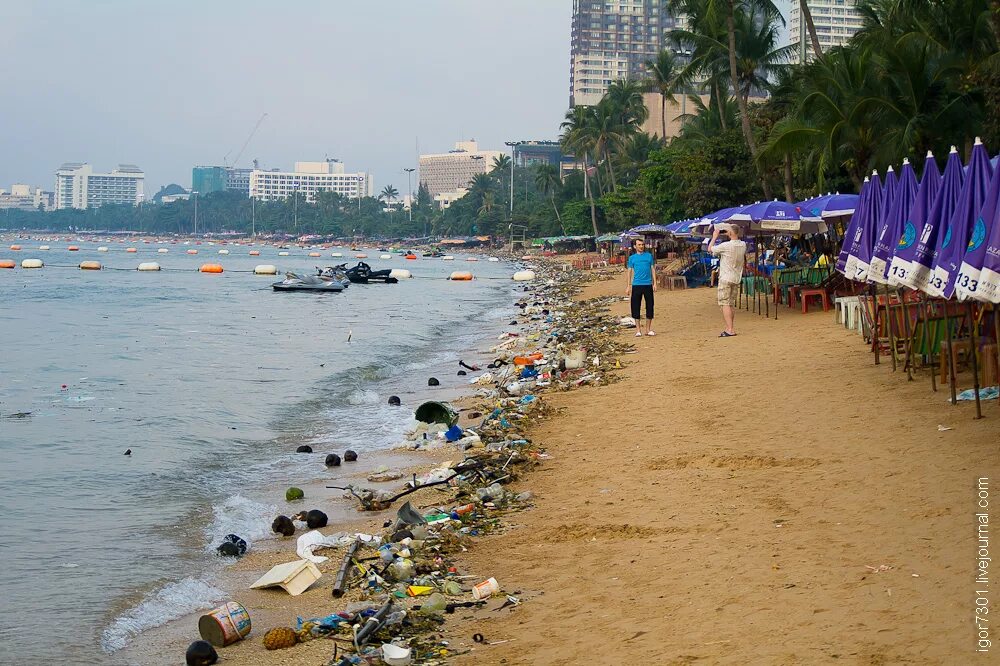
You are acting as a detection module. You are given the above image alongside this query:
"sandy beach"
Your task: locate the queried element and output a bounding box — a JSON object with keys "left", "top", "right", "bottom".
{"left": 123, "top": 268, "right": 997, "bottom": 665}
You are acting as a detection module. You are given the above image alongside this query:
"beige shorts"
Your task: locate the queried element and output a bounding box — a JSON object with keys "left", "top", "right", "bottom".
{"left": 717, "top": 282, "right": 739, "bottom": 307}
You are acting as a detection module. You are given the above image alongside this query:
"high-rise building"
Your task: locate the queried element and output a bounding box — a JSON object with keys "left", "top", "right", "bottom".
{"left": 192, "top": 166, "right": 253, "bottom": 196}
{"left": 54, "top": 163, "right": 144, "bottom": 210}
{"left": 249, "top": 160, "right": 373, "bottom": 202}
{"left": 789, "top": 0, "right": 864, "bottom": 63}
{"left": 419, "top": 140, "right": 503, "bottom": 208}
{"left": 569, "top": 0, "right": 682, "bottom": 107}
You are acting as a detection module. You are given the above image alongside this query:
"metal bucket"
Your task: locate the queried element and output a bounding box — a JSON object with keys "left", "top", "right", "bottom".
{"left": 198, "top": 601, "right": 251, "bottom": 647}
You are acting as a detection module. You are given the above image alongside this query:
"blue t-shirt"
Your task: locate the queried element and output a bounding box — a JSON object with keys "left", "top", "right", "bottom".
{"left": 628, "top": 251, "right": 654, "bottom": 286}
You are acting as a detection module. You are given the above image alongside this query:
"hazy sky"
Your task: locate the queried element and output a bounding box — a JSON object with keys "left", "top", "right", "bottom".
{"left": 1, "top": 1, "right": 571, "bottom": 196}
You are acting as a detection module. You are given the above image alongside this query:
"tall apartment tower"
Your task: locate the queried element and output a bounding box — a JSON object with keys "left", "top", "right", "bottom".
{"left": 789, "top": 0, "right": 864, "bottom": 63}
{"left": 569, "top": 0, "right": 681, "bottom": 107}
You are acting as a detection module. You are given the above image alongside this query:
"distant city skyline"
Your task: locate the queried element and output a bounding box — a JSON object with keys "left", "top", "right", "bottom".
{"left": 1, "top": 1, "right": 571, "bottom": 198}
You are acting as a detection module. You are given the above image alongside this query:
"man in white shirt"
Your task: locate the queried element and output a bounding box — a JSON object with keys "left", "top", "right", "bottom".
{"left": 708, "top": 224, "right": 748, "bottom": 337}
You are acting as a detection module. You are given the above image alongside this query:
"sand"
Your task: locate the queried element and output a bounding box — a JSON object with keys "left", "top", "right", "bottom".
{"left": 441, "top": 279, "right": 997, "bottom": 665}
{"left": 127, "top": 272, "right": 997, "bottom": 665}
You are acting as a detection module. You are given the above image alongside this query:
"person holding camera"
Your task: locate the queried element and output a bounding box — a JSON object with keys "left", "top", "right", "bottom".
{"left": 708, "top": 223, "right": 747, "bottom": 338}
{"left": 625, "top": 238, "right": 657, "bottom": 337}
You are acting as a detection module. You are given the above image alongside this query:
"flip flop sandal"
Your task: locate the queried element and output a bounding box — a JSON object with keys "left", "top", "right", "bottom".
{"left": 719, "top": 331, "right": 737, "bottom": 337}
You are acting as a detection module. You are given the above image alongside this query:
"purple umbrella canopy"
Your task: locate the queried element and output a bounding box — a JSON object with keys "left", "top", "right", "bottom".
{"left": 977, "top": 196, "right": 1000, "bottom": 303}
{"left": 929, "top": 139, "right": 995, "bottom": 298}
{"left": 798, "top": 192, "right": 860, "bottom": 221}
{"left": 728, "top": 200, "right": 801, "bottom": 229}
{"left": 896, "top": 148, "right": 965, "bottom": 292}
{"left": 843, "top": 170, "right": 890, "bottom": 281}
{"left": 839, "top": 173, "right": 881, "bottom": 279}
{"left": 868, "top": 159, "right": 918, "bottom": 283}
{"left": 887, "top": 152, "right": 941, "bottom": 286}
{"left": 954, "top": 154, "right": 1000, "bottom": 301}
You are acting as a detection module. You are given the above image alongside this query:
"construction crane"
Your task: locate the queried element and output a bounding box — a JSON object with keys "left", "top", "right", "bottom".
{"left": 224, "top": 112, "right": 268, "bottom": 167}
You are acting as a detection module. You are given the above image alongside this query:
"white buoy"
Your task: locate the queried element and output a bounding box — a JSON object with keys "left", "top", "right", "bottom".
{"left": 380, "top": 254, "right": 392, "bottom": 259}
{"left": 278, "top": 251, "right": 290, "bottom": 256}
{"left": 449, "top": 271, "right": 474, "bottom": 281}
{"left": 21, "top": 258, "right": 44, "bottom": 269}
{"left": 97, "top": 246, "right": 109, "bottom": 252}
{"left": 158, "top": 248, "right": 169, "bottom": 253}
{"left": 218, "top": 249, "right": 230, "bottom": 255}
{"left": 137, "top": 262, "right": 161, "bottom": 271}
{"left": 512, "top": 270, "right": 536, "bottom": 282}
{"left": 442, "top": 255, "right": 455, "bottom": 261}
{"left": 389, "top": 268, "right": 412, "bottom": 279}
{"left": 253, "top": 264, "right": 278, "bottom": 275}
{"left": 488, "top": 257, "right": 500, "bottom": 262}
{"left": 331, "top": 252, "right": 343, "bottom": 257}
{"left": 39, "top": 245, "right": 50, "bottom": 250}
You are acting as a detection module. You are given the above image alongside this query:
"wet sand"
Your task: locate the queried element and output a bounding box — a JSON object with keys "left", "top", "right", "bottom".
{"left": 444, "top": 278, "right": 997, "bottom": 665}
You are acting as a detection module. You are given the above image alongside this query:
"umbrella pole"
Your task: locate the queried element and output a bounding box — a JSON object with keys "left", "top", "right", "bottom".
{"left": 872, "top": 284, "right": 881, "bottom": 366}
{"left": 944, "top": 301, "right": 958, "bottom": 404}
{"left": 995, "top": 306, "right": 1000, "bottom": 406}
{"left": 924, "top": 294, "right": 937, "bottom": 393}
{"left": 884, "top": 283, "right": 897, "bottom": 372}
{"left": 899, "top": 288, "right": 914, "bottom": 381}
{"left": 968, "top": 302, "right": 983, "bottom": 419}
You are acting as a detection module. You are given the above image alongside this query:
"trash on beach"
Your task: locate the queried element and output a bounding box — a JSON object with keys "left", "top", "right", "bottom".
{"left": 381, "top": 642, "right": 413, "bottom": 666}
{"left": 250, "top": 559, "right": 322, "bottom": 596}
{"left": 285, "top": 486, "right": 304, "bottom": 501}
{"left": 296, "top": 530, "right": 380, "bottom": 564}
{"left": 368, "top": 468, "right": 405, "bottom": 482}
{"left": 262, "top": 627, "right": 298, "bottom": 650}
{"left": 344, "top": 449, "right": 358, "bottom": 462}
{"left": 198, "top": 601, "right": 251, "bottom": 647}
{"left": 215, "top": 534, "right": 249, "bottom": 558}
{"left": 937, "top": 425, "right": 953, "bottom": 431}
{"left": 414, "top": 400, "right": 458, "bottom": 426}
{"left": 272, "top": 515, "right": 295, "bottom": 537}
{"left": 955, "top": 386, "right": 1000, "bottom": 401}
{"left": 295, "top": 445, "right": 313, "bottom": 453}
{"left": 472, "top": 577, "right": 500, "bottom": 600}
{"left": 293, "top": 509, "right": 328, "bottom": 528}
{"left": 619, "top": 316, "right": 637, "bottom": 328}
{"left": 325, "top": 453, "right": 342, "bottom": 467}
{"left": 864, "top": 564, "right": 892, "bottom": 573}
{"left": 396, "top": 501, "right": 428, "bottom": 527}
{"left": 185, "top": 640, "right": 218, "bottom": 665}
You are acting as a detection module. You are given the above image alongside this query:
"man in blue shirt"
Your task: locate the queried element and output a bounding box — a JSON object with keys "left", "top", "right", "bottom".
{"left": 625, "top": 238, "right": 657, "bottom": 336}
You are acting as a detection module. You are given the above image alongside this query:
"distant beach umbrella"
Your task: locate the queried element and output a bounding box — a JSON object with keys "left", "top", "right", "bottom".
{"left": 797, "top": 193, "right": 860, "bottom": 223}
{"left": 893, "top": 148, "right": 964, "bottom": 292}
{"left": 869, "top": 159, "right": 918, "bottom": 284}
{"left": 929, "top": 138, "right": 994, "bottom": 298}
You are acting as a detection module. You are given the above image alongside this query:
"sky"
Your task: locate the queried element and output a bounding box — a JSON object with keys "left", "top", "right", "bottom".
{"left": 0, "top": 1, "right": 572, "bottom": 196}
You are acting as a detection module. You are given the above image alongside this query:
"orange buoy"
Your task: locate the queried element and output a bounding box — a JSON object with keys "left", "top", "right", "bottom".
{"left": 9, "top": 244, "right": 21, "bottom": 251}
{"left": 186, "top": 249, "right": 198, "bottom": 255}
{"left": 249, "top": 250, "right": 261, "bottom": 256}
{"left": 79, "top": 261, "right": 102, "bottom": 270}
{"left": 67, "top": 246, "right": 79, "bottom": 251}
{"left": 449, "top": 271, "right": 474, "bottom": 281}
{"left": 405, "top": 254, "right": 417, "bottom": 260}
{"left": 200, "top": 263, "right": 224, "bottom": 273}
{"left": 0, "top": 259, "right": 15, "bottom": 269}
{"left": 126, "top": 247, "right": 137, "bottom": 253}
{"left": 309, "top": 252, "right": 321, "bottom": 257}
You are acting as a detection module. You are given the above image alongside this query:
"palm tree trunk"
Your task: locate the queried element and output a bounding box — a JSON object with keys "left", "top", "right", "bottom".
{"left": 991, "top": 0, "right": 1000, "bottom": 44}
{"left": 583, "top": 152, "right": 599, "bottom": 237}
{"left": 714, "top": 82, "right": 728, "bottom": 131}
{"left": 727, "top": 0, "right": 772, "bottom": 199}
{"left": 784, "top": 153, "right": 794, "bottom": 202}
{"left": 800, "top": 0, "right": 824, "bottom": 61}
{"left": 551, "top": 192, "right": 565, "bottom": 235}
{"left": 605, "top": 149, "right": 618, "bottom": 193}
{"left": 661, "top": 94, "right": 667, "bottom": 139}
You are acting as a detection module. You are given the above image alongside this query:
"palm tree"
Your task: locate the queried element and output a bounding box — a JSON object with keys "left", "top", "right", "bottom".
{"left": 491, "top": 154, "right": 511, "bottom": 174}
{"left": 379, "top": 185, "right": 398, "bottom": 204}
{"left": 534, "top": 164, "right": 565, "bottom": 234}
{"left": 559, "top": 105, "right": 600, "bottom": 237}
{"left": 645, "top": 50, "right": 681, "bottom": 139}
{"left": 477, "top": 192, "right": 495, "bottom": 218}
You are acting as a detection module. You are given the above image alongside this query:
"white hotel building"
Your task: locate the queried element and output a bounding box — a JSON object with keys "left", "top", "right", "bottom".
{"left": 789, "top": 0, "right": 864, "bottom": 63}
{"left": 419, "top": 140, "right": 503, "bottom": 209}
{"left": 249, "top": 160, "right": 374, "bottom": 202}
{"left": 54, "top": 163, "right": 145, "bottom": 209}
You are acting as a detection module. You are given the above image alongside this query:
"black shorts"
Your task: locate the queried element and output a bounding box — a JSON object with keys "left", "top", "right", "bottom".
{"left": 630, "top": 285, "right": 654, "bottom": 320}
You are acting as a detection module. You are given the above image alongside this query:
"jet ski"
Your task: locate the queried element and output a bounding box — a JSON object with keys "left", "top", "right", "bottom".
{"left": 272, "top": 271, "right": 346, "bottom": 292}
{"left": 342, "top": 261, "right": 398, "bottom": 284}
{"left": 316, "top": 265, "right": 351, "bottom": 288}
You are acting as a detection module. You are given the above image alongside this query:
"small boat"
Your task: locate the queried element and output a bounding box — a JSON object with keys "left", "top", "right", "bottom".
{"left": 272, "top": 272, "right": 345, "bottom": 292}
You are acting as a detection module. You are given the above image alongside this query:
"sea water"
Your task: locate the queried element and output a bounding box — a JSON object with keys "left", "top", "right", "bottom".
{"left": 0, "top": 244, "right": 514, "bottom": 662}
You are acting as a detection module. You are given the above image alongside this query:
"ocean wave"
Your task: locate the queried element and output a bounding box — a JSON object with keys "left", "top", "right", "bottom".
{"left": 204, "top": 494, "right": 278, "bottom": 548}
{"left": 345, "top": 388, "right": 380, "bottom": 405}
{"left": 100, "top": 577, "right": 224, "bottom": 653}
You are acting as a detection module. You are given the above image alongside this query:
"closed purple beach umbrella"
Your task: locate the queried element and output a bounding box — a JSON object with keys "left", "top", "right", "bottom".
{"left": 897, "top": 147, "right": 965, "bottom": 293}
{"left": 887, "top": 152, "right": 941, "bottom": 286}
{"left": 976, "top": 192, "right": 1000, "bottom": 303}
{"left": 868, "top": 159, "right": 918, "bottom": 284}
{"left": 840, "top": 172, "right": 883, "bottom": 280}
{"left": 929, "top": 138, "right": 994, "bottom": 298}
{"left": 954, "top": 154, "right": 1000, "bottom": 301}
{"left": 846, "top": 168, "right": 894, "bottom": 281}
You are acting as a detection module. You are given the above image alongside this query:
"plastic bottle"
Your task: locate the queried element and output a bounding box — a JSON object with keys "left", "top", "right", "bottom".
{"left": 476, "top": 483, "right": 505, "bottom": 502}
{"left": 387, "top": 559, "right": 415, "bottom": 581}
{"left": 419, "top": 592, "right": 447, "bottom": 616}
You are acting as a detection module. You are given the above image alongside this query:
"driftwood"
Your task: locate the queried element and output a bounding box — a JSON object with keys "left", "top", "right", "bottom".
{"left": 331, "top": 538, "right": 362, "bottom": 598}
{"left": 327, "top": 471, "right": 459, "bottom": 511}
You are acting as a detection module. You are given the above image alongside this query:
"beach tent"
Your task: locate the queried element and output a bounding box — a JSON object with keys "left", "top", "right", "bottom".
{"left": 626, "top": 223, "right": 673, "bottom": 236}
{"left": 840, "top": 171, "right": 884, "bottom": 281}
{"left": 797, "top": 193, "right": 859, "bottom": 223}
{"left": 929, "top": 138, "right": 994, "bottom": 298}
{"left": 955, "top": 152, "right": 1000, "bottom": 301}
{"left": 894, "top": 148, "right": 964, "bottom": 292}
{"left": 887, "top": 152, "right": 942, "bottom": 286}
{"left": 595, "top": 233, "right": 623, "bottom": 243}
{"left": 869, "top": 158, "right": 919, "bottom": 284}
